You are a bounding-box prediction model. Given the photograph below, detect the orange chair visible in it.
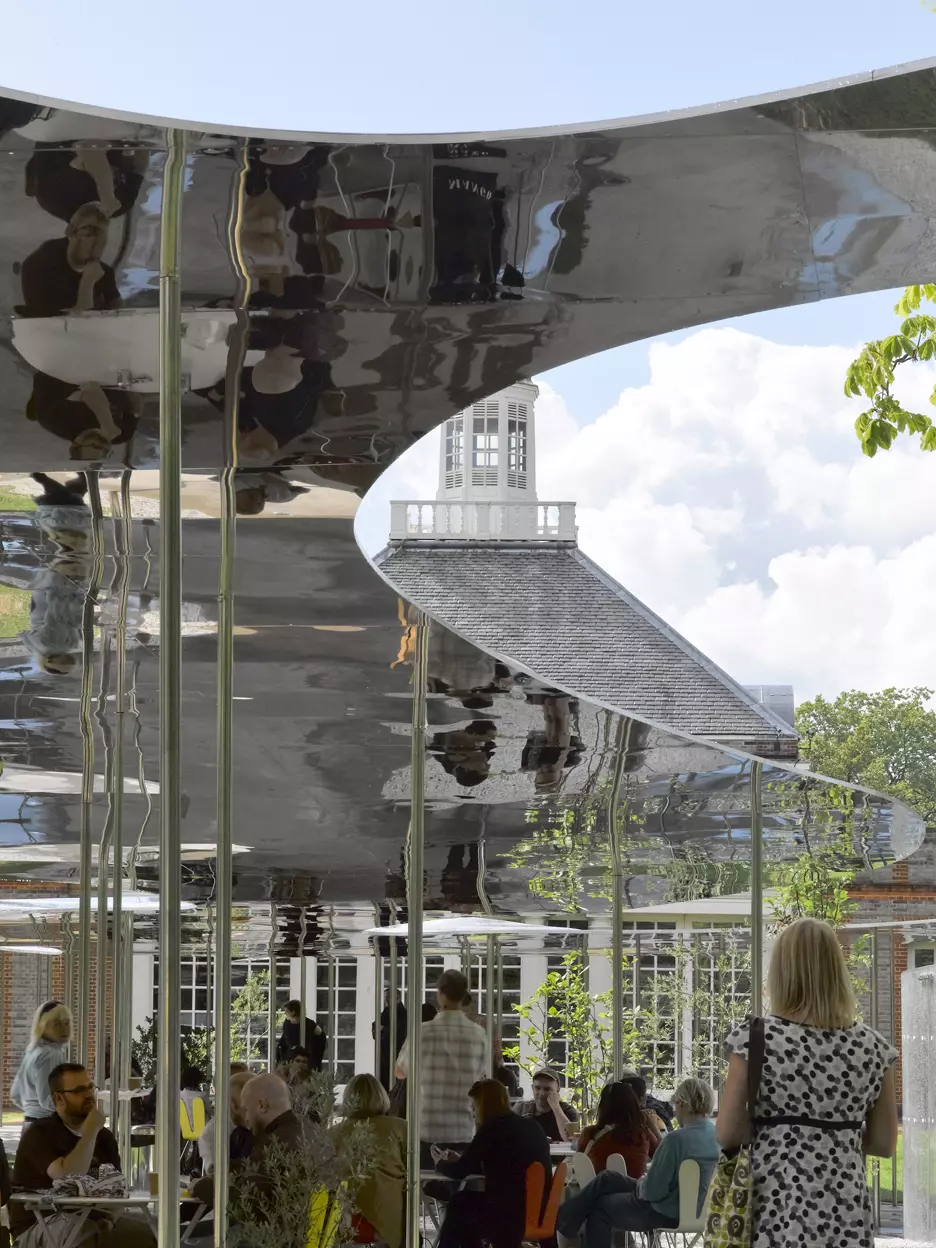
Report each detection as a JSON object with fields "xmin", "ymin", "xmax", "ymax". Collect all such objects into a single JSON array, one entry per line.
[{"xmin": 523, "ymin": 1160, "xmax": 567, "ymax": 1242}]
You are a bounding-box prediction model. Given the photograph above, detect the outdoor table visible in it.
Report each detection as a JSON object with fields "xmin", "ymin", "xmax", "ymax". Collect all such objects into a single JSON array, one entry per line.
[{"xmin": 10, "ymin": 1192, "xmax": 157, "ymax": 1248}]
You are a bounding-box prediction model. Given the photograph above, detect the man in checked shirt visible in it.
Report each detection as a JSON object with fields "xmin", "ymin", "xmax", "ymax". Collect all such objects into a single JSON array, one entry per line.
[{"xmin": 396, "ymin": 969, "xmax": 489, "ymax": 1167}]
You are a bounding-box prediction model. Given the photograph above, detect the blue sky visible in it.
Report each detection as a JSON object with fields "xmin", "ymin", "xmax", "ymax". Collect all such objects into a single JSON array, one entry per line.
[{"xmin": 2, "ymin": 0, "xmax": 934, "ymax": 136}]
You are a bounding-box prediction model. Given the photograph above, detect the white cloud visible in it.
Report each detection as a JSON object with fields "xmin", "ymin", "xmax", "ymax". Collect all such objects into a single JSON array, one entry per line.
[{"xmin": 366, "ymin": 326, "xmax": 936, "ymax": 702}]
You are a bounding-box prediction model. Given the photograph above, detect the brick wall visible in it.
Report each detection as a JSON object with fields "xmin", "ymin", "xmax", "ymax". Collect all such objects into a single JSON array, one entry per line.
[{"xmin": 1, "ymin": 946, "xmax": 113, "ymax": 1112}]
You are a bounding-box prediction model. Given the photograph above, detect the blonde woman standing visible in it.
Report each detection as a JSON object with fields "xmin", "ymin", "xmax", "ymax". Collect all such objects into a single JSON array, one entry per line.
[
  {"xmin": 11, "ymin": 1001, "xmax": 72, "ymax": 1125},
  {"xmin": 717, "ymin": 917, "xmax": 898, "ymax": 1248}
]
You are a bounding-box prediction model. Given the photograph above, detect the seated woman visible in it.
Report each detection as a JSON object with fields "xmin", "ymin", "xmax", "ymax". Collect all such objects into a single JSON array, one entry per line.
[
  {"xmin": 577, "ymin": 1081, "xmax": 659, "ymax": 1176},
  {"xmin": 434, "ymin": 1078, "xmax": 551, "ymax": 1248},
  {"xmin": 557, "ymin": 1076, "xmax": 719, "ymax": 1247},
  {"xmin": 330, "ymin": 1074, "xmax": 406, "ymax": 1248}
]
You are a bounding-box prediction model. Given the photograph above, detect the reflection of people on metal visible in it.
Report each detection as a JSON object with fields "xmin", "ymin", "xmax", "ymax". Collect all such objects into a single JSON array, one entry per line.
[
  {"xmin": 431, "ymin": 165, "xmax": 510, "ymax": 303},
  {"xmin": 521, "ymin": 693, "xmax": 584, "ymax": 791},
  {"xmin": 200, "ymin": 314, "xmax": 346, "ymax": 461},
  {"xmin": 232, "ymin": 469, "xmax": 310, "ymax": 516},
  {"xmin": 429, "ymin": 720, "xmax": 497, "ymax": 788},
  {"xmin": 440, "ymin": 844, "xmax": 481, "ymax": 905},
  {"xmin": 25, "ymin": 145, "xmax": 146, "ymax": 221},
  {"xmin": 20, "ymin": 203, "xmax": 120, "ymax": 317},
  {"xmin": 21, "ymin": 474, "xmax": 93, "ymax": 675},
  {"xmin": 26, "ymin": 372, "xmax": 139, "ymax": 461}
]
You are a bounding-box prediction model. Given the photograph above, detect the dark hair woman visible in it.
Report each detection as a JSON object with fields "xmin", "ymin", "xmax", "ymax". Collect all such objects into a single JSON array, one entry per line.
[{"xmin": 576, "ymin": 1081, "xmax": 659, "ymax": 1176}]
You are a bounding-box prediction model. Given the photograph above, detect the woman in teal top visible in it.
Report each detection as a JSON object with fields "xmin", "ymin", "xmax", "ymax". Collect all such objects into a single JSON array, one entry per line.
[
  {"xmin": 557, "ymin": 1076, "xmax": 719, "ymax": 1248},
  {"xmin": 10, "ymin": 1001, "xmax": 72, "ymax": 1124}
]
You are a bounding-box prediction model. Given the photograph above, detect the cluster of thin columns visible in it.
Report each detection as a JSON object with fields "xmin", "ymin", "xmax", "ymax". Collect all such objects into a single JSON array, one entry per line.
[{"xmin": 57, "ymin": 128, "xmax": 773, "ymax": 1248}]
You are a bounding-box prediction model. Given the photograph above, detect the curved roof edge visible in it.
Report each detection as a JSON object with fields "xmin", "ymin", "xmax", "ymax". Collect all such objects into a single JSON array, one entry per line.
[{"xmin": 0, "ymin": 53, "xmax": 935, "ymax": 145}]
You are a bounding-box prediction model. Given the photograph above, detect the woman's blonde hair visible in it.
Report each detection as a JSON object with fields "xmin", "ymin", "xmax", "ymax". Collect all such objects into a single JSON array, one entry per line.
[
  {"xmin": 342, "ymin": 1073, "xmax": 390, "ymax": 1118},
  {"xmin": 673, "ymin": 1076, "xmax": 715, "ymax": 1117},
  {"xmin": 767, "ymin": 917, "xmax": 857, "ymax": 1029},
  {"xmin": 32, "ymin": 1000, "xmax": 72, "ymax": 1044}
]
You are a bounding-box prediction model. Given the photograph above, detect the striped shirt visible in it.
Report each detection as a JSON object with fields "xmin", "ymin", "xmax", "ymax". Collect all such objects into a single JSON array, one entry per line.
[{"xmin": 397, "ymin": 1009, "xmax": 488, "ymax": 1142}]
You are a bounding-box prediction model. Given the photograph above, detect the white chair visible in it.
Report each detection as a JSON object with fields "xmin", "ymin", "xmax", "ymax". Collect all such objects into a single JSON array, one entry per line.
[
  {"xmin": 567, "ymin": 1152, "xmax": 596, "ymax": 1189},
  {"xmin": 606, "ymin": 1154, "xmax": 629, "ymax": 1177},
  {"xmin": 649, "ymin": 1159, "xmax": 706, "ymax": 1248}
]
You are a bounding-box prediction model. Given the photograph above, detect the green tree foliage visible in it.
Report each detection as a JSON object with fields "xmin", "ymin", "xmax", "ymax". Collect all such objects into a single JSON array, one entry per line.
[
  {"xmin": 131, "ymin": 971, "xmax": 277, "ymax": 1083},
  {"xmin": 794, "ymin": 687, "xmax": 936, "ymax": 823},
  {"xmin": 845, "ymin": 285, "xmax": 936, "ymax": 456}
]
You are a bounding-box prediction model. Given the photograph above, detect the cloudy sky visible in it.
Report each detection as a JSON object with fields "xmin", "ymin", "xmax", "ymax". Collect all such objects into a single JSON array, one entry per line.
[{"xmin": 358, "ymin": 303, "xmax": 936, "ymax": 705}]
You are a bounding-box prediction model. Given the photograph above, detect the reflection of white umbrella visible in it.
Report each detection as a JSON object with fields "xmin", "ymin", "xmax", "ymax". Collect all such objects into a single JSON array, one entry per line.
[
  {"xmin": 364, "ymin": 916, "xmax": 564, "ymax": 940},
  {"xmin": 12, "ymin": 309, "xmax": 263, "ymax": 391}
]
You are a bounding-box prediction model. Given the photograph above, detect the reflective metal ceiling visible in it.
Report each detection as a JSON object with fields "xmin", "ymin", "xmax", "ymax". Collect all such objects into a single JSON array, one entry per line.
[{"xmin": 0, "ymin": 61, "xmax": 931, "ymax": 950}]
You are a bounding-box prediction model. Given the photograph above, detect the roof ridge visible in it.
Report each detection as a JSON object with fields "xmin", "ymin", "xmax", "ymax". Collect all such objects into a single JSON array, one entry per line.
[{"xmin": 567, "ymin": 547, "xmax": 796, "ymax": 739}]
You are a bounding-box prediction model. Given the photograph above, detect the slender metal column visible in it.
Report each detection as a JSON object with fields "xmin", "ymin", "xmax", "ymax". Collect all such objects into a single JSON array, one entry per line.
[
  {"xmin": 77, "ymin": 475, "xmax": 104, "ymax": 1069},
  {"xmin": 212, "ymin": 461, "xmax": 236, "ymax": 1245},
  {"xmin": 404, "ymin": 611, "xmax": 430, "ymax": 1248},
  {"xmin": 485, "ymin": 935, "xmax": 496, "ymax": 1074},
  {"xmin": 94, "ymin": 637, "xmax": 114, "ymax": 1091},
  {"xmin": 298, "ymin": 908, "xmax": 309, "ymax": 1050},
  {"xmin": 60, "ymin": 918, "xmax": 75, "ymax": 1050},
  {"xmin": 388, "ymin": 904, "xmax": 399, "ymax": 1072},
  {"xmin": 495, "ymin": 942, "xmax": 504, "ymax": 1073},
  {"xmin": 750, "ymin": 761, "xmax": 764, "ymax": 1017},
  {"xmin": 110, "ymin": 473, "xmax": 132, "ymax": 1132},
  {"xmin": 155, "ymin": 126, "xmax": 186, "ymax": 1248},
  {"xmin": 606, "ymin": 717, "xmax": 628, "ymax": 1080},
  {"xmin": 326, "ymin": 954, "xmax": 337, "ymax": 1079},
  {"xmin": 870, "ymin": 929, "xmax": 881, "ymax": 1229},
  {"xmin": 373, "ymin": 923, "xmax": 383, "ymax": 1080},
  {"xmin": 267, "ymin": 905, "xmax": 278, "ymax": 1069}
]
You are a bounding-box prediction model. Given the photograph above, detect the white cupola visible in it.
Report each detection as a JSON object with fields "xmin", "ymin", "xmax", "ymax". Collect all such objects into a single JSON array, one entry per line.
[
  {"xmin": 437, "ymin": 379, "xmax": 539, "ymax": 504},
  {"xmin": 389, "ymin": 378, "xmax": 576, "ymax": 543}
]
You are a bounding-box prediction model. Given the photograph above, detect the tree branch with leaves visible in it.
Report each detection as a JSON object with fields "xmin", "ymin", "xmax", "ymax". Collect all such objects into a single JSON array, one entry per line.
[{"xmin": 846, "ymin": 285, "xmax": 936, "ymax": 456}]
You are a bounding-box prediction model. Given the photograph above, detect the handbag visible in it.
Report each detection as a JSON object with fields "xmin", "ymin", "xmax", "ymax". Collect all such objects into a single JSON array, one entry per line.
[{"xmin": 703, "ymin": 1016, "xmax": 766, "ymax": 1248}]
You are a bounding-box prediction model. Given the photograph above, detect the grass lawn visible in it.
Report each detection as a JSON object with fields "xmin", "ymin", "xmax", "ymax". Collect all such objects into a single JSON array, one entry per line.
[
  {"xmin": 2, "ymin": 1112, "xmax": 22, "ymax": 1125},
  {"xmin": 0, "ymin": 489, "xmax": 35, "ymax": 511},
  {"xmin": 867, "ymin": 1129, "xmax": 903, "ymax": 1204},
  {"xmin": 0, "ymin": 585, "xmax": 30, "ymax": 640}
]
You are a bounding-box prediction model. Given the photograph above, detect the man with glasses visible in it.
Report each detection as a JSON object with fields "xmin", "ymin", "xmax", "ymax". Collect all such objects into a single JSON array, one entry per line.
[{"xmin": 11, "ymin": 1062, "xmax": 155, "ymax": 1246}]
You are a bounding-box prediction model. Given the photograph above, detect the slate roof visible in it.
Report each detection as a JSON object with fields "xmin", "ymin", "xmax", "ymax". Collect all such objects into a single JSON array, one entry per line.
[{"xmin": 376, "ymin": 543, "xmax": 797, "ymax": 743}]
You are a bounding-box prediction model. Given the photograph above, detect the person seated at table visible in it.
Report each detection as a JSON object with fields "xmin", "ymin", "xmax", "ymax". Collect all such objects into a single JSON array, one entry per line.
[
  {"xmin": 225, "ymin": 1074, "xmax": 311, "ymax": 1217},
  {"xmin": 434, "ymin": 1078, "xmax": 551, "ymax": 1248},
  {"xmin": 577, "ymin": 1080, "xmax": 659, "ymax": 1176},
  {"xmin": 197, "ymin": 1070, "xmax": 255, "ymax": 1175},
  {"xmin": 621, "ymin": 1072, "xmax": 672, "ymax": 1134},
  {"xmin": 557, "ymin": 1076, "xmax": 719, "ymax": 1248},
  {"xmin": 11, "ymin": 1062, "xmax": 157, "ymax": 1247},
  {"xmin": 330, "ymin": 1074, "xmax": 405, "ymax": 1248},
  {"xmin": 514, "ymin": 1067, "xmax": 579, "ymax": 1142}
]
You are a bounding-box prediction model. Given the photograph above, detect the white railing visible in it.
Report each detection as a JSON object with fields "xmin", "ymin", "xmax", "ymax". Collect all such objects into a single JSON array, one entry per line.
[{"xmin": 389, "ymin": 500, "xmax": 577, "ymax": 543}]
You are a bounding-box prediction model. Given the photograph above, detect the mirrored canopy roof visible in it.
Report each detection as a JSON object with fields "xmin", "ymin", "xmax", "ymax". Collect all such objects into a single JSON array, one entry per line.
[{"xmin": 0, "ymin": 59, "xmax": 932, "ymax": 951}]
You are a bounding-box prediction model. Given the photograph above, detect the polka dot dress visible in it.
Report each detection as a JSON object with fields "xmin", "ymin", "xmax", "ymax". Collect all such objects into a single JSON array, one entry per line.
[{"xmin": 725, "ymin": 1015, "xmax": 896, "ymax": 1248}]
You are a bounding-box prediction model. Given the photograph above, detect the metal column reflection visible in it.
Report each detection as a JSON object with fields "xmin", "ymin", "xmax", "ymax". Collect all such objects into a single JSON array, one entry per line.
[
  {"xmin": 299, "ymin": 908, "xmax": 308, "ymax": 1060},
  {"xmin": 485, "ymin": 935, "xmax": 496, "ymax": 1074},
  {"xmin": 212, "ymin": 461, "xmax": 237, "ymax": 1246},
  {"xmin": 326, "ymin": 954, "xmax": 337, "ymax": 1080},
  {"xmin": 77, "ymin": 475, "xmax": 104, "ymax": 1070},
  {"xmin": 267, "ymin": 905, "xmax": 278, "ymax": 1069},
  {"xmin": 109, "ymin": 472, "xmax": 132, "ymax": 1133},
  {"xmin": 607, "ymin": 717, "xmax": 628, "ymax": 1081},
  {"xmin": 212, "ymin": 134, "xmax": 248, "ymax": 1235},
  {"xmin": 155, "ymin": 126, "xmax": 186, "ymax": 1248},
  {"xmin": 750, "ymin": 761, "xmax": 764, "ymax": 1017},
  {"xmin": 388, "ymin": 903, "xmax": 399, "ymax": 1073},
  {"xmin": 405, "ymin": 610, "xmax": 429, "ymax": 1248}
]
